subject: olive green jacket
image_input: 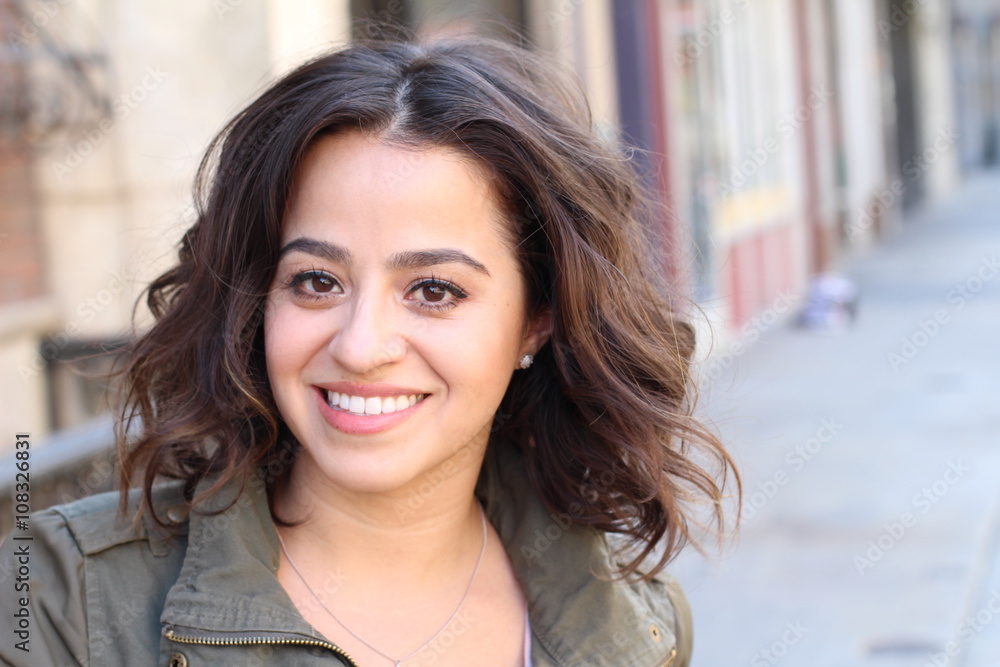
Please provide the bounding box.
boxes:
[0,444,691,666]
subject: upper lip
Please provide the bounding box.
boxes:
[315,382,428,398]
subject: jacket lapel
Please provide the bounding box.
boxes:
[478,442,682,667]
[159,474,320,638]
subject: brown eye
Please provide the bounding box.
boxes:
[407,279,468,311]
[308,274,336,293]
[289,270,340,296]
[421,284,447,302]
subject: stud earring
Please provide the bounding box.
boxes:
[519,354,534,369]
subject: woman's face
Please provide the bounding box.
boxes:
[264,131,549,497]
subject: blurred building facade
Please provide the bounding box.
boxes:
[0,0,993,453]
[952,0,1000,169]
[0,0,355,447]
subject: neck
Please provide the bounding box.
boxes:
[274,455,487,597]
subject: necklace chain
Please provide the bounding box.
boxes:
[277,505,488,666]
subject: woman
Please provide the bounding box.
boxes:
[0,35,736,666]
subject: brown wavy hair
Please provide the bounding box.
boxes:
[117,34,739,579]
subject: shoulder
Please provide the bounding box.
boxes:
[0,480,191,666]
[630,570,694,666]
[49,479,189,555]
[481,443,693,666]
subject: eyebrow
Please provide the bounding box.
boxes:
[388,249,491,277]
[279,238,351,263]
[278,237,491,277]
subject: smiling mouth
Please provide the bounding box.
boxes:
[324,390,428,416]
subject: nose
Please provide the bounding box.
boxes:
[327,289,406,375]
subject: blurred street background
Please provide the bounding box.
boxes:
[1,0,998,665]
[673,169,1000,666]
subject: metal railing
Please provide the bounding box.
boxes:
[0,414,117,541]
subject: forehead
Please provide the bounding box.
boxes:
[275,132,524,272]
[284,131,510,237]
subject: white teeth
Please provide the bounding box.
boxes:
[326,391,424,415]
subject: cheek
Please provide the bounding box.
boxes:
[262,307,288,394]
[263,303,316,381]
[415,304,524,393]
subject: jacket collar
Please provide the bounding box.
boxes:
[160,473,315,636]
[160,443,680,666]
[477,442,680,666]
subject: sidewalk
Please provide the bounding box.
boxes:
[671,171,1000,667]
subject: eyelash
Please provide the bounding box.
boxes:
[285,270,340,301]
[283,270,469,312]
[408,275,469,312]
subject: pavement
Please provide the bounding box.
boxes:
[669,170,1000,667]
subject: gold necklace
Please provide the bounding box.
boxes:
[277,505,488,666]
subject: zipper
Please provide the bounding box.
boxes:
[166,625,675,667]
[164,626,358,666]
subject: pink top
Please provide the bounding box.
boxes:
[524,611,533,666]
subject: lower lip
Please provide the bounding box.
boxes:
[315,389,426,435]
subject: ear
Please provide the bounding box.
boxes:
[521,308,553,357]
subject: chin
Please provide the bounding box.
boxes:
[303,447,432,495]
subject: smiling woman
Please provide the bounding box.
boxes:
[0,34,738,667]
[265,133,546,502]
